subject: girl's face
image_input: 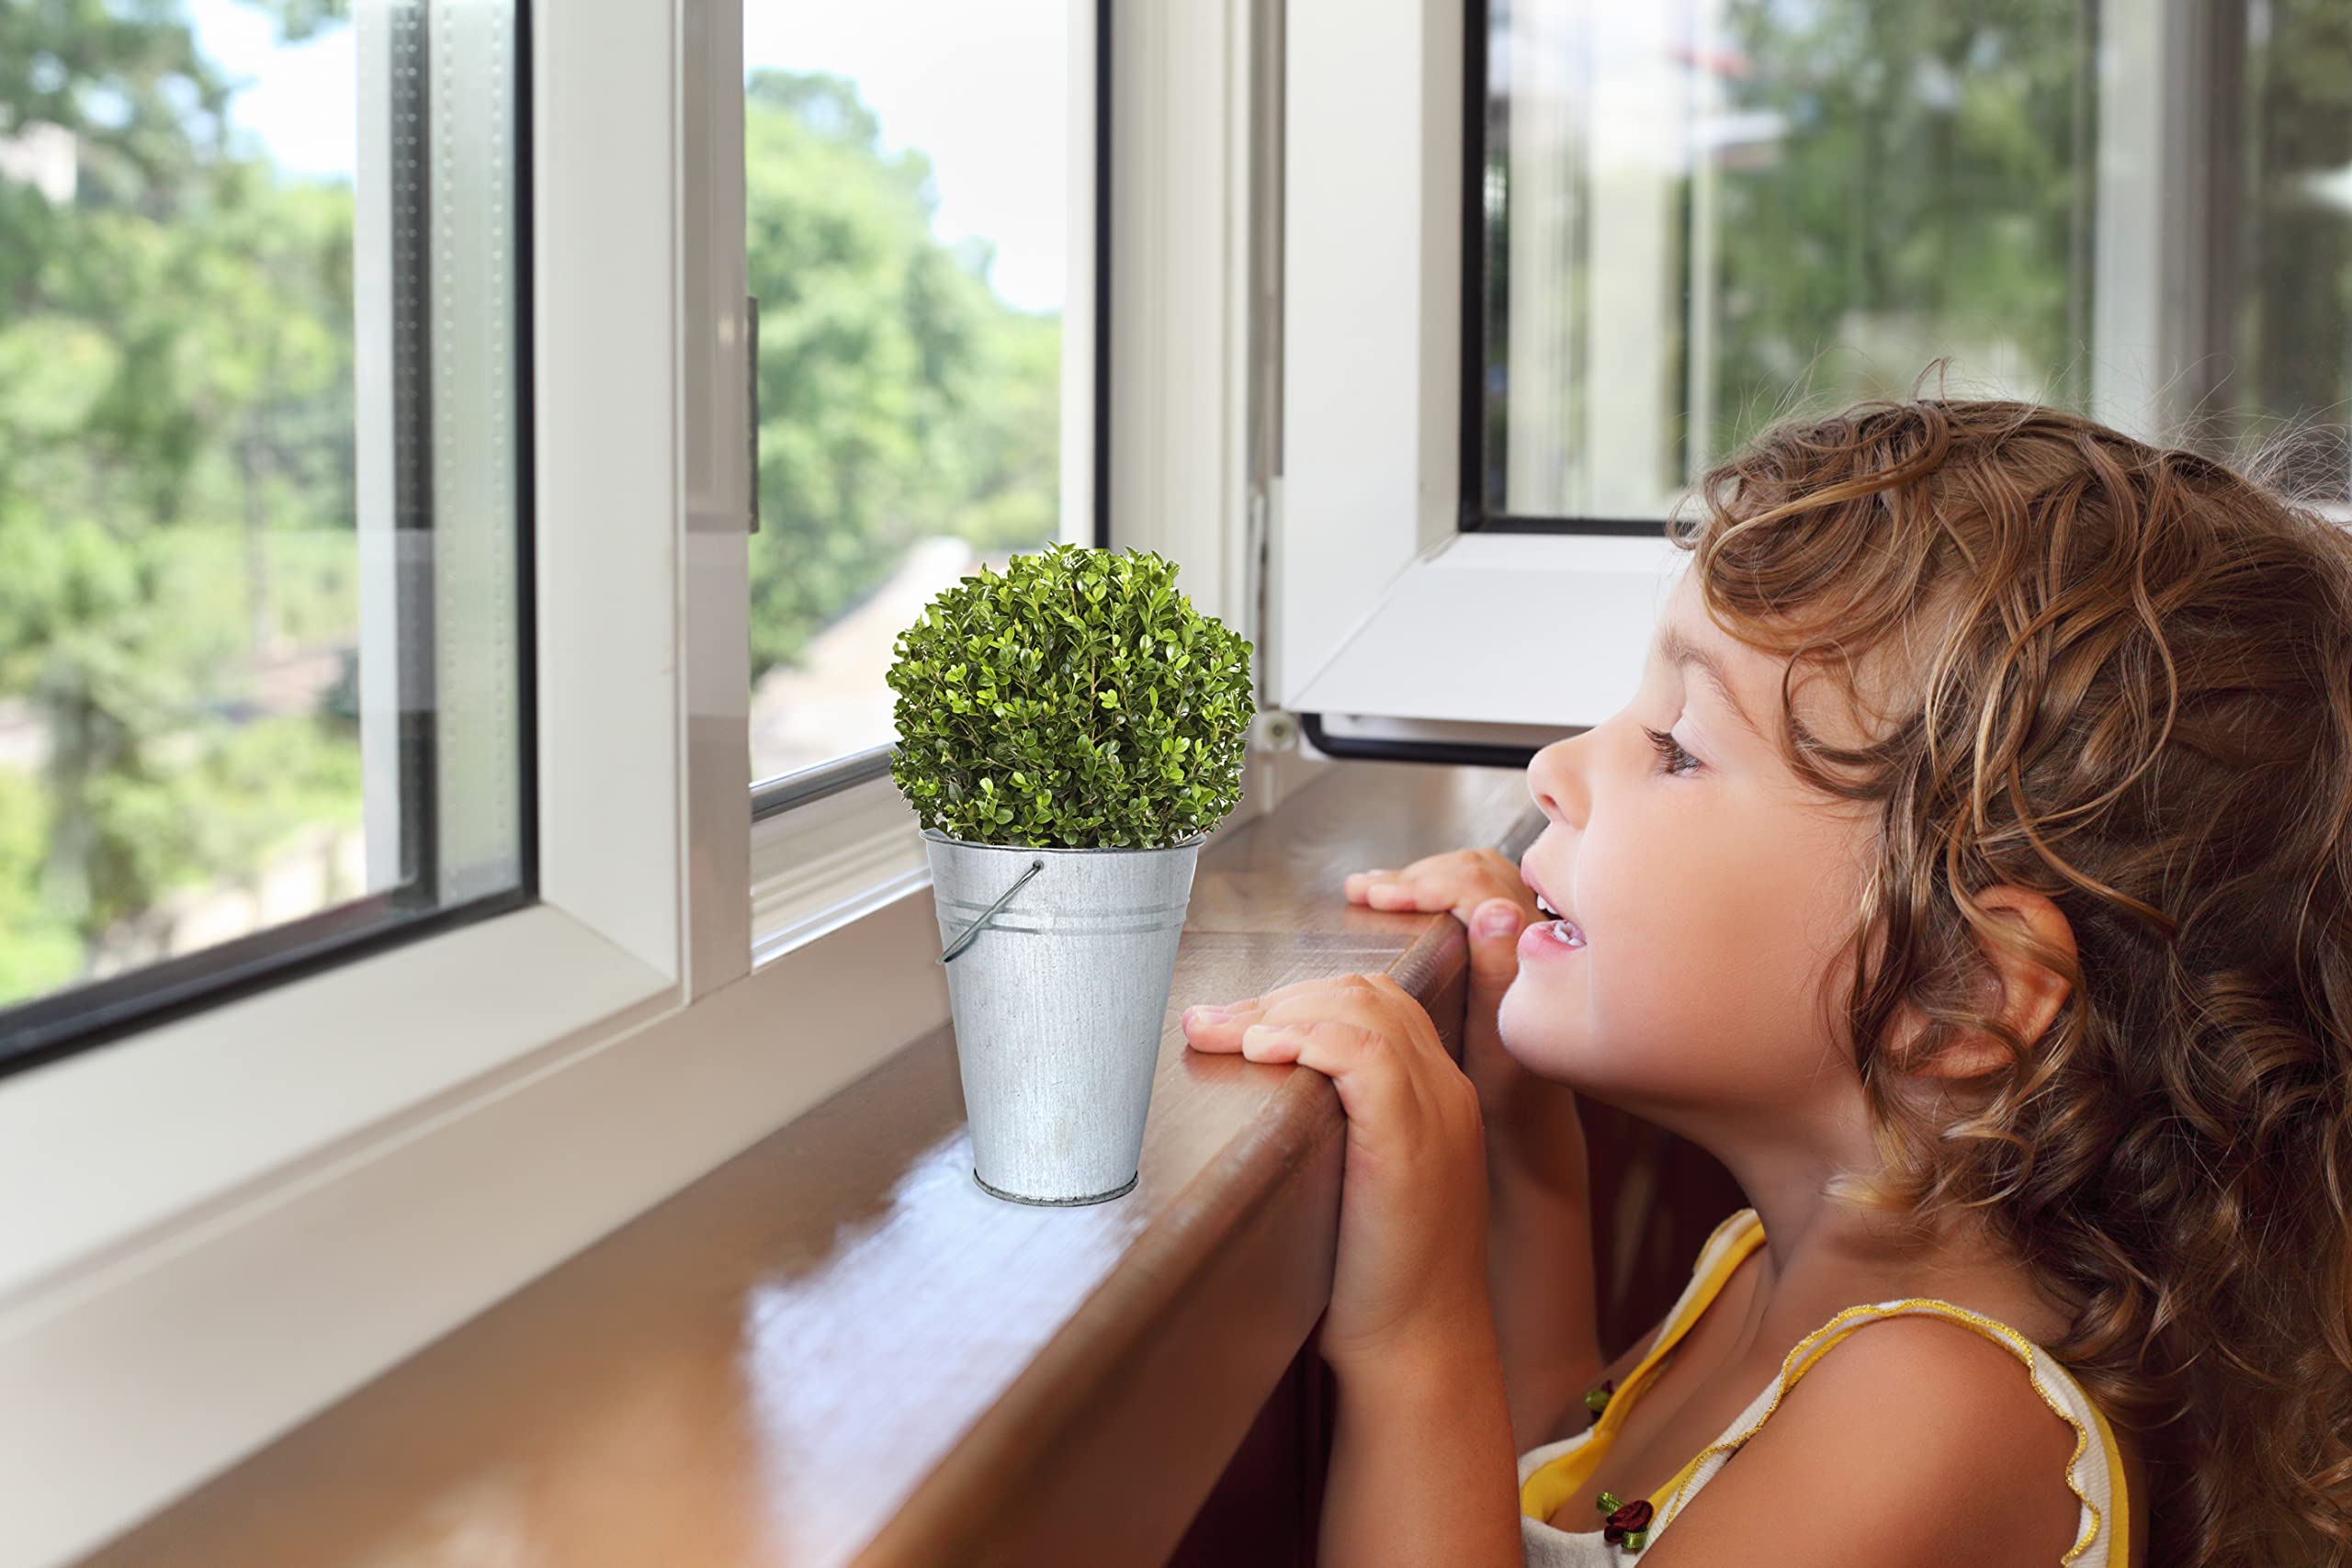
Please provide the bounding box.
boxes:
[1500,569,1885,1135]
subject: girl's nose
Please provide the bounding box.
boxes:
[1526,733,1586,828]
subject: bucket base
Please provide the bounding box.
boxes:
[973,1167,1139,1207]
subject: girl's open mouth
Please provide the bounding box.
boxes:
[1518,917,1586,956]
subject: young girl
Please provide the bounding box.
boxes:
[1182,398,2352,1568]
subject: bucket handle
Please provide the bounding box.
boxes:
[937,857,1046,965]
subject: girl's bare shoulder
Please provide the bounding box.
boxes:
[1632,1314,2085,1568]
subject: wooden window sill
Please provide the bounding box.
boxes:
[75,760,1737,1568]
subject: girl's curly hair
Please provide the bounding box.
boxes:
[1666,391,2352,1567]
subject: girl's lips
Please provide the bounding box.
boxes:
[1517,917,1587,958]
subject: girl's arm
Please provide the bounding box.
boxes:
[1348,852,1604,1450]
[1481,1058,1605,1450]
[1318,1311,1528,1568]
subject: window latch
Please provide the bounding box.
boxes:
[746,293,761,535]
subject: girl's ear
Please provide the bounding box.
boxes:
[1902,886,2079,1083]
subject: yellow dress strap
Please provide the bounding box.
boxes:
[1646,1296,2125,1566]
[1519,1209,1768,1526]
[2079,1377,2132,1568]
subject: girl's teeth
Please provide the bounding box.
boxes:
[1546,919,1585,948]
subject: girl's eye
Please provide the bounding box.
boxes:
[1642,726,1701,777]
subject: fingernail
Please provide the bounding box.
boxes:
[1476,901,1520,938]
[1186,1004,1229,1022]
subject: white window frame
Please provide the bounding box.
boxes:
[1277,0,1679,742]
[0,3,1295,1565]
[1276,0,2311,749]
[0,3,742,1560]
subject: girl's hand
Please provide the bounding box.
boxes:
[1342,849,1539,1095]
[1180,972,1492,1371]
[1344,850,1588,1196]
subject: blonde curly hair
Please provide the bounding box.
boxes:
[1666,392,2352,1567]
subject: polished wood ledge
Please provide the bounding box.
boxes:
[77,760,1740,1568]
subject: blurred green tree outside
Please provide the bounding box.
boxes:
[1704,0,2091,451]
[1476,0,2352,506]
[0,0,363,1001]
[1694,0,2352,470]
[744,67,1062,686]
[0,16,1064,1009]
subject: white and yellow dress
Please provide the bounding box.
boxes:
[1517,1208,2132,1565]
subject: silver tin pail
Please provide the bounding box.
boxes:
[922,827,1206,1205]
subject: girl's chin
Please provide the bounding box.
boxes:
[1492,1018,1591,1087]
[1494,1005,1644,1100]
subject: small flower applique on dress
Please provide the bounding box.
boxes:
[1593,1490,1654,1551]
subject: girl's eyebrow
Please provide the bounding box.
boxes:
[1657,623,1763,742]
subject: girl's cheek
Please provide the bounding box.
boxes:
[1497,962,1655,1100]
[1500,866,1788,1101]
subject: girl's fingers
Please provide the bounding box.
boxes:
[1188,980,1463,1160]
[1182,974,1411,1060]
[1238,1018,1417,1129]
[1182,976,1359,1049]
[1346,853,1503,914]
[1346,870,1430,910]
[1180,996,1266,1050]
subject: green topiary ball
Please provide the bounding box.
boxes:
[886,543,1256,849]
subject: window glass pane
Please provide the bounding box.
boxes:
[1475,0,2352,521]
[0,0,529,1063]
[745,3,1078,784]
[2236,0,2352,488]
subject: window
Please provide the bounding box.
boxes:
[0,0,532,1071]
[743,0,1106,816]
[1467,0,2352,530]
[1273,0,2352,758]
[1,7,1267,1561]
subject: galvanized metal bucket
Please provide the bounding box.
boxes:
[923,827,1206,1206]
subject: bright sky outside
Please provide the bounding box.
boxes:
[182,0,1070,313]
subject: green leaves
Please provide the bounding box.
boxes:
[885,543,1256,848]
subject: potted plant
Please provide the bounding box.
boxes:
[887,542,1256,1205]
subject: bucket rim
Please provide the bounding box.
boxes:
[921,826,1211,854]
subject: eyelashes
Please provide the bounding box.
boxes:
[1642,726,1702,777]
